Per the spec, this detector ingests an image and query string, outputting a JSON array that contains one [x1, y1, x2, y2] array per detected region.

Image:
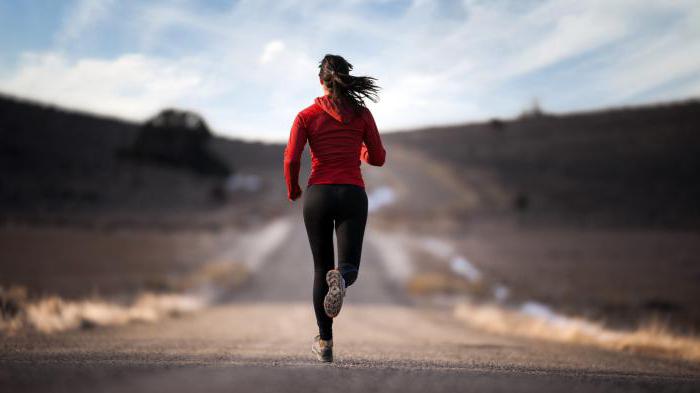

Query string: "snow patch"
[[417, 237, 482, 283], [493, 285, 509, 302], [450, 256, 482, 282], [367, 186, 397, 213], [419, 237, 454, 259], [225, 174, 262, 192], [519, 301, 602, 335]]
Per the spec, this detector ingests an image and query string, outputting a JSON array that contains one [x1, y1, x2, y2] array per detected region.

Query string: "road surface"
[[1, 216, 699, 392]]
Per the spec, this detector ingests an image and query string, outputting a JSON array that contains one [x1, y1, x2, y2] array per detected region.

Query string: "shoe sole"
[[324, 269, 345, 318]]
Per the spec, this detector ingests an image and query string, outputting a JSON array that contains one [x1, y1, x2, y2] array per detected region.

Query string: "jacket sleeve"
[[283, 113, 308, 200], [360, 109, 386, 166]]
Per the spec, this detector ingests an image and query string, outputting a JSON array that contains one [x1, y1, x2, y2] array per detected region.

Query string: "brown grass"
[[0, 291, 204, 335], [34, 293, 203, 333], [454, 302, 700, 362], [0, 260, 250, 335], [406, 272, 488, 297]]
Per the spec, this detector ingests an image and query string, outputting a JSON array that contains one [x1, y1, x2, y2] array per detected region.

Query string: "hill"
[[0, 94, 285, 227], [2, 93, 699, 229], [383, 100, 700, 229]]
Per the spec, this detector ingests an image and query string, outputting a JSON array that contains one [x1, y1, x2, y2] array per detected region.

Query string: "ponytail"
[[319, 54, 380, 111]]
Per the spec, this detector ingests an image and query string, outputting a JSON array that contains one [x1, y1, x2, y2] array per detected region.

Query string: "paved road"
[[1, 217, 699, 392]]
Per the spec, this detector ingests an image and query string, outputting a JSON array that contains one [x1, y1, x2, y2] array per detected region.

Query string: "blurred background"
[[1, 0, 699, 363]]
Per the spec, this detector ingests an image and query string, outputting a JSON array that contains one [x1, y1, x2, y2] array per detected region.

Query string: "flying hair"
[[318, 54, 380, 111]]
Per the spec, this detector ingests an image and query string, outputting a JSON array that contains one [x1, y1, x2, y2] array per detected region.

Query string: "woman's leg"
[[302, 185, 336, 340], [335, 185, 368, 287]]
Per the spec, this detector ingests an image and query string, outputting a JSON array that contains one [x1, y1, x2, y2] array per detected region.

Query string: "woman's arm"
[[360, 109, 386, 166], [283, 113, 308, 201]]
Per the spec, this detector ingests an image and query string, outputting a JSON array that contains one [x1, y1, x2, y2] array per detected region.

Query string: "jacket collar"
[[314, 95, 356, 124]]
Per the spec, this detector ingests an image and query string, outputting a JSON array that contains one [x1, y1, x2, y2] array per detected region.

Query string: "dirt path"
[[1, 217, 699, 392]]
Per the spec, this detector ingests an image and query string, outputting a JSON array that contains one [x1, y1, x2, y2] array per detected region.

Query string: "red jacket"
[[284, 96, 386, 200]]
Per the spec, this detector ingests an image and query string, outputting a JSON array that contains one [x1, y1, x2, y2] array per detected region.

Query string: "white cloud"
[[259, 41, 286, 65], [55, 0, 116, 46], [0, 52, 205, 121], [603, 5, 700, 103], [504, 7, 628, 77], [1, 0, 698, 141]]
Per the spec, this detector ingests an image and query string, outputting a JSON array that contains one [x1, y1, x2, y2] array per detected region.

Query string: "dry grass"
[[0, 260, 250, 335], [25, 292, 204, 334], [406, 272, 488, 297], [454, 301, 700, 362], [1, 289, 205, 335]]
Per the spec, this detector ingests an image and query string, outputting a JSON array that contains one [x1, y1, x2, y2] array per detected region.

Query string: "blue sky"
[[1, 0, 698, 141]]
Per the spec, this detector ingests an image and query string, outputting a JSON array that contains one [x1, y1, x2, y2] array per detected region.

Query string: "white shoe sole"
[[324, 269, 345, 318]]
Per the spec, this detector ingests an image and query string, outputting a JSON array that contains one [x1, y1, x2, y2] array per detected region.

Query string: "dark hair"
[[318, 54, 380, 110]]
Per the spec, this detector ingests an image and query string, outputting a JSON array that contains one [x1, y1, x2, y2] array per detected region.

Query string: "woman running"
[[283, 54, 386, 363]]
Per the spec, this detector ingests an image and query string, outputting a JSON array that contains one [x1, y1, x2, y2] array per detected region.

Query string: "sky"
[[0, 0, 698, 142]]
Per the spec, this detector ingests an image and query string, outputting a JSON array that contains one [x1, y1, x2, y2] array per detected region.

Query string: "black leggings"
[[303, 184, 368, 340]]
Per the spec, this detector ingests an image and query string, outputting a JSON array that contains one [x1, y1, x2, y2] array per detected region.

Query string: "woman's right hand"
[[288, 185, 302, 201]]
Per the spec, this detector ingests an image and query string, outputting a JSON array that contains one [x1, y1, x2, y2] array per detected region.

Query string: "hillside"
[[2, 93, 699, 229], [0, 94, 286, 227], [383, 100, 700, 229]]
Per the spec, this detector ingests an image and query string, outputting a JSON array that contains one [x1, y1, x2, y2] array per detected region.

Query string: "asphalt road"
[[1, 217, 699, 392]]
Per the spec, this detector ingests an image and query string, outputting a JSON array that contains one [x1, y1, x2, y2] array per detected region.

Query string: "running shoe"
[[312, 335, 333, 362], [324, 269, 346, 318]]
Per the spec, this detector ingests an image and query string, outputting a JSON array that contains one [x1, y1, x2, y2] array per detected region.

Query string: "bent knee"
[[342, 271, 358, 287]]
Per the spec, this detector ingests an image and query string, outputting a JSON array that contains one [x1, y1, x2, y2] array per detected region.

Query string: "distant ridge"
[[0, 93, 285, 226], [384, 98, 700, 228], [2, 91, 699, 228], [388, 97, 700, 135]]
